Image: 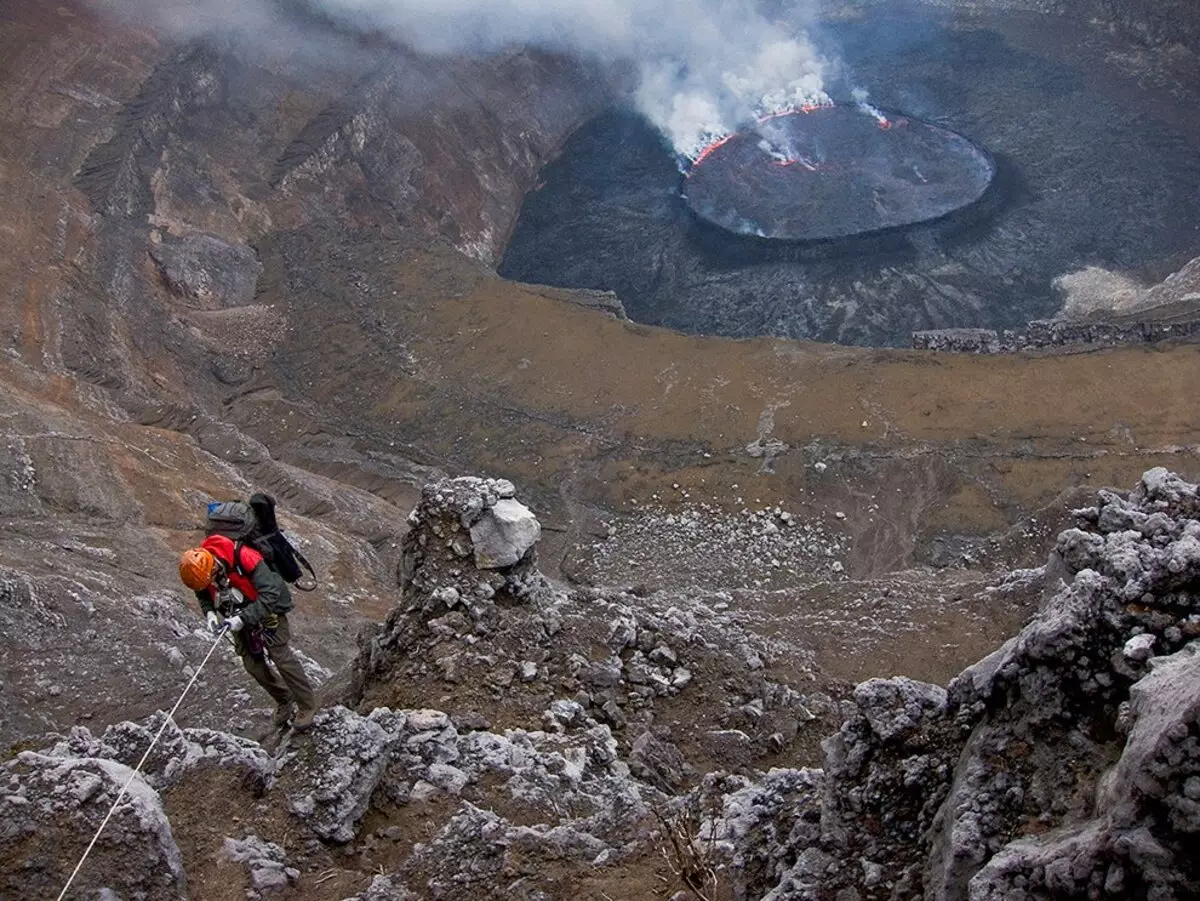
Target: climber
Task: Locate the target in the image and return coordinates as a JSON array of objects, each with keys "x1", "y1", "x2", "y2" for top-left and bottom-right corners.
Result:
[{"x1": 178, "y1": 535, "x2": 318, "y2": 731}]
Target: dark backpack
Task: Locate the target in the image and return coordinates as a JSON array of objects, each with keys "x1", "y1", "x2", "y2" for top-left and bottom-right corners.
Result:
[{"x1": 205, "y1": 492, "x2": 317, "y2": 591}]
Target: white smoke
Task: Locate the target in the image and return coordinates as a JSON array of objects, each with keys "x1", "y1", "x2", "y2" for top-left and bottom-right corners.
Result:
[
  {"x1": 851, "y1": 86, "x2": 890, "y2": 127},
  {"x1": 94, "y1": 0, "x2": 829, "y2": 161}
]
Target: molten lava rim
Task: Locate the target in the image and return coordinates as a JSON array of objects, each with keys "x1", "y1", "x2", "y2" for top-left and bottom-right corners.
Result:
[{"x1": 682, "y1": 102, "x2": 996, "y2": 243}]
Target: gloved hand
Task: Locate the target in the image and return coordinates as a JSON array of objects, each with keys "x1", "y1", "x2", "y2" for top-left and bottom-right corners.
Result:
[
  {"x1": 223, "y1": 615, "x2": 245, "y2": 633},
  {"x1": 205, "y1": 611, "x2": 221, "y2": 634}
]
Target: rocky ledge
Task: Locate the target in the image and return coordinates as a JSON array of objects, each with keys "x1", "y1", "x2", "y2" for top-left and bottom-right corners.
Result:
[
  {"x1": 913, "y1": 318, "x2": 1200, "y2": 353},
  {"x1": 4, "y1": 470, "x2": 1200, "y2": 900}
]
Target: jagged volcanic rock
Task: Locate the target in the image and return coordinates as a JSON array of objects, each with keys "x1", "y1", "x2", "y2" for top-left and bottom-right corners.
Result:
[
  {"x1": 7, "y1": 471, "x2": 1200, "y2": 900},
  {"x1": 707, "y1": 467, "x2": 1200, "y2": 899},
  {"x1": 342, "y1": 475, "x2": 838, "y2": 779}
]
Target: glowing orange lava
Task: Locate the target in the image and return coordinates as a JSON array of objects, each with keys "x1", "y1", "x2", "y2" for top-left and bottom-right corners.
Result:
[{"x1": 692, "y1": 132, "x2": 737, "y2": 167}]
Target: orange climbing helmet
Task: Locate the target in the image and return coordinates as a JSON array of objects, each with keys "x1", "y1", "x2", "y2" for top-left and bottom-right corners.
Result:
[{"x1": 178, "y1": 547, "x2": 217, "y2": 590}]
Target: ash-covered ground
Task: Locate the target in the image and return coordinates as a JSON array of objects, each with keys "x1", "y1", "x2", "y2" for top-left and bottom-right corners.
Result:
[{"x1": 501, "y1": 9, "x2": 1200, "y2": 346}]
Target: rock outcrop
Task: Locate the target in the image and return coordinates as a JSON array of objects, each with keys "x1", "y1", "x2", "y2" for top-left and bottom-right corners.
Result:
[
  {"x1": 711, "y1": 467, "x2": 1200, "y2": 899},
  {"x1": 912, "y1": 317, "x2": 1200, "y2": 353},
  {"x1": 6, "y1": 471, "x2": 1200, "y2": 900},
  {"x1": 346, "y1": 475, "x2": 836, "y2": 773}
]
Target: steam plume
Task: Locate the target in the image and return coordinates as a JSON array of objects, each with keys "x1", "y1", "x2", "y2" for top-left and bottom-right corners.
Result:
[{"x1": 94, "y1": 0, "x2": 829, "y2": 160}]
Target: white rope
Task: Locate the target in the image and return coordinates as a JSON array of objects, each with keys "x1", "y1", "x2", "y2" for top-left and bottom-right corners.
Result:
[{"x1": 55, "y1": 627, "x2": 229, "y2": 901}]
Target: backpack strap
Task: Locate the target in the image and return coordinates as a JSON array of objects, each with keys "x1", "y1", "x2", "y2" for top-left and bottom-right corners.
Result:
[
  {"x1": 279, "y1": 532, "x2": 319, "y2": 591},
  {"x1": 238, "y1": 533, "x2": 319, "y2": 591}
]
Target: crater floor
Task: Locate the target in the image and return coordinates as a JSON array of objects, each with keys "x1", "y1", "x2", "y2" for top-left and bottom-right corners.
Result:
[
  {"x1": 684, "y1": 104, "x2": 995, "y2": 241},
  {"x1": 501, "y1": 10, "x2": 1200, "y2": 346}
]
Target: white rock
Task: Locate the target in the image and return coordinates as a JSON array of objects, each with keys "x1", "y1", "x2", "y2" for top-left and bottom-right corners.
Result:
[
  {"x1": 425, "y1": 763, "x2": 469, "y2": 795},
  {"x1": 409, "y1": 780, "x2": 438, "y2": 802},
  {"x1": 1123, "y1": 633, "x2": 1156, "y2": 663},
  {"x1": 546, "y1": 700, "x2": 586, "y2": 727},
  {"x1": 406, "y1": 710, "x2": 451, "y2": 733},
  {"x1": 470, "y1": 499, "x2": 541, "y2": 569}
]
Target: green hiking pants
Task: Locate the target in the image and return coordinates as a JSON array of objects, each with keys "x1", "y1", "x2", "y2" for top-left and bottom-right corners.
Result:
[{"x1": 235, "y1": 613, "x2": 316, "y2": 714}]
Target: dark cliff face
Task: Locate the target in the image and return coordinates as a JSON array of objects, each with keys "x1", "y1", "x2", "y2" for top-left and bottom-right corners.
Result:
[{"x1": 2, "y1": 0, "x2": 610, "y2": 405}]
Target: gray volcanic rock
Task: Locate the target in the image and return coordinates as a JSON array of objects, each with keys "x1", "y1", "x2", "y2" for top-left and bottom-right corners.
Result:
[
  {"x1": 395, "y1": 475, "x2": 550, "y2": 612},
  {"x1": 48, "y1": 715, "x2": 276, "y2": 791},
  {"x1": 470, "y1": 498, "x2": 541, "y2": 569},
  {"x1": 222, "y1": 834, "x2": 300, "y2": 896},
  {"x1": 148, "y1": 231, "x2": 262, "y2": 309},
  {"x1": 288, "y1": 706, "x2": 406, "y2": 843},
  {"x1": 347, "y1": 475, "x2": 835, "y2": 776},
  {"x1": 970, "y1": 646, "x2": 1200, "y2": 899},
  {"x1": 711, "y1": 467, "x2": 1200, "y2": 899},
  {"x1": 700, "y1": 768, "x2": 827, "y2": 900},
  {"x1": 1, "y1": 751, "x2": 188, "y2": 900}
]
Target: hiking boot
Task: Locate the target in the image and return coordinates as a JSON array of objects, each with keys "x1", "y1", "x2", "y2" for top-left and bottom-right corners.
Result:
[
  {"x1": 293, "y1": 707, "x2": 317, "y2": 731},
  {"x1": 273, "y1": 701, "x2": 296, "y2": 729}
]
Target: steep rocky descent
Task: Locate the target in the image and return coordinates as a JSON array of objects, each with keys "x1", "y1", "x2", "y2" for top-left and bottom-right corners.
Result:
[
  {"x1": 0, "y1": 0, "x2": 606, "y2": 749},
  {"x1": 0, "y1": 361, "x2": 411, "y2": 747},
  {"x1": 0, "y1": 475, "x2": 843, "y2": 900},
  {"x1": 6, "y1": 470, "x2": 1200, "y2": 901}
]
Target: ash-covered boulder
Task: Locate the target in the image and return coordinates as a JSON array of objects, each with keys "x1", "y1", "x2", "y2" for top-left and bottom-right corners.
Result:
[
  {"x1": 0, "y1": 751, "x2": 188, "y2": 900},
  {"x1": 148, "y1": 230, "x2": 262, "y2": 309},
  {"x1": 383, "y1": 795, "x2": 644, "y2": 900},
  {"x1": 344, "y1": 476, "x2": 557, "y2": 712},
  {"x1": 396, "y1": 476, "x2": 547, "y2": 611},
  {"x1": 699, "y1": 768, "x2": 826, "y2": 900},
  {"x1": 286, "y1": 706, "x2": 406, "y2": 843},
  {"x1": 471, "y1": 500, "x2": 540, "y2": 570},
  {"x1": 222, "y1": 834, "x2": 300, "y2": 896},
  {"x1": 969, "y1": 643, "x2": 1200, "y2": 900},
  {"x1": 717, "y1": 468, "x2": 1200, "y2": 900},
  {"x1": 47, "y1": 714, "x2": 276, "y2": 791},
  {"x1": 281, "y1": 701, "x2": 648, "y2": 849}
]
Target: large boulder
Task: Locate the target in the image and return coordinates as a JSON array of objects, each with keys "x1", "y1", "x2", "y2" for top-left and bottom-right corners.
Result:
[
  {"x1": 0, "y1": 752, "x2": 188, "y2": 900},
  {"x1": 470, "y1": 497, "x2": 541, "y2": 569},
  {"x1": 148, "y1": 230, "x2": 262, "y2": 309},
  {"x1": 396, "y1": 476, "x2": 547, "y2": 610}
]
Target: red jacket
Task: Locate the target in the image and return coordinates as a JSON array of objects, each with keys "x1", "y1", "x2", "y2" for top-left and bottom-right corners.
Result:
[{"x1": 194, "y1": 534, "x2": 292, "y2": 625}]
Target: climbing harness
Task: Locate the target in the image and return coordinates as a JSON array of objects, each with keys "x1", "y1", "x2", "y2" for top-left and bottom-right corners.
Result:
[{"x1": 55, "y1": 625, "x2": 229, "y2": 901}]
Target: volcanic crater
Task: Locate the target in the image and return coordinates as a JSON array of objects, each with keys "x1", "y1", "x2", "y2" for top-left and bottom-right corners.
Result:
[{"x1": 501, "y1": 10, "x2": 1200, "y2": 346}]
